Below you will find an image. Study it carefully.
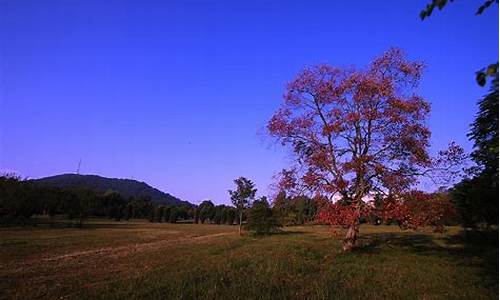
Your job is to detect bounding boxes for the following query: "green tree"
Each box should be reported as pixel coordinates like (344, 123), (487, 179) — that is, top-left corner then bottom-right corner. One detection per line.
(453, 75), (499, 227)
(163, 206), (172, 222)
(220, 206), (228, 224)
(193, 207), (200, 223)
(148, 206), (155, 222)
(272, 192), (318, 226)
(156, 206), (165, 223)
(64, 188), (98, 228)
(469, 76), (499, 174)
(199, 200), (215, 224)
(452, 175), (497, 227)
(229, 177), (257, 235)
(176, 205), (188, 220)
(0, 174), (41, 225)
(213, 205), (229, 225)
(226, 208), (236, 225)
(169, 206), (179, 223)
(419, 0), (499, 229)
(100, 190), (125, 219)
(246, 197), (281, 235)
(123, 204), (132, 221)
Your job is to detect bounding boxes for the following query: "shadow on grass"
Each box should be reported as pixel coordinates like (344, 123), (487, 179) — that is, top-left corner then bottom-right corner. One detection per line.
(73, 222), (144, 229)
(246, 229), (311, 238)
(274, 230), (312, 236)
(356, 229), (498, 290)
(5, 220), (146, 230)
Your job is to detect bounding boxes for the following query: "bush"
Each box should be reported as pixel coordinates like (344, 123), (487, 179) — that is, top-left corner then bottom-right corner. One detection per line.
(246, 198), (281, 235)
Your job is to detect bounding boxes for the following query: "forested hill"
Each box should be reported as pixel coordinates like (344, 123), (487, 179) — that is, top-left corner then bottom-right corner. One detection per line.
(32, 174), (191, 206)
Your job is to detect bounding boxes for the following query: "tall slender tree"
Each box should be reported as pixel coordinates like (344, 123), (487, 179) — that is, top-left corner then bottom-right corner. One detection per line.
(229, 177), (257, 235)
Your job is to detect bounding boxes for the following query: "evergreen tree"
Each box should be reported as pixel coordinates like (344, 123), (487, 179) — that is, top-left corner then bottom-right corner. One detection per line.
(454, 74), (499, 227)
(246, 197), (281, 235)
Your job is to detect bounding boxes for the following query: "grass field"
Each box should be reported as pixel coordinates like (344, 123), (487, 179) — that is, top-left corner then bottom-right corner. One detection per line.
(0, 220), (497, 300)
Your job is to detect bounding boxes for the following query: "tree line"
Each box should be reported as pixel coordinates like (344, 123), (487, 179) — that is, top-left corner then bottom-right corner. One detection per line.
(0, 174), (183, 227)
(0, 170), (491, 234)
(0, 173), (314, 233)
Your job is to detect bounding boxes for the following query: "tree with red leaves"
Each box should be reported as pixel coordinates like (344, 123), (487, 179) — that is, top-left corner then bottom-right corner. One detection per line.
(267, 48), (464, 251)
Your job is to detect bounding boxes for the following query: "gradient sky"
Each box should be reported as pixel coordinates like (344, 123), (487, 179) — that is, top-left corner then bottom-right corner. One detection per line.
(1, 0), (498, 204)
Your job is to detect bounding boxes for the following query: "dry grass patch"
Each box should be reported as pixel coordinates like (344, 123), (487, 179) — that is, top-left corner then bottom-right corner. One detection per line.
(0, 221), (497, 300)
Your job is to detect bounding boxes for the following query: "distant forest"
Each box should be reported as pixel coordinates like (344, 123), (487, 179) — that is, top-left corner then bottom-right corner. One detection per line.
(0, 173), (460, 230)
(0, 173), (321, 228)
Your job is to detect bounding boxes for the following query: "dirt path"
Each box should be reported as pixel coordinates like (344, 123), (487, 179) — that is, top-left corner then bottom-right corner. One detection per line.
(0, 231), (235, 299)
(44, 232), (231, 262)
(5, 231), (233, 274)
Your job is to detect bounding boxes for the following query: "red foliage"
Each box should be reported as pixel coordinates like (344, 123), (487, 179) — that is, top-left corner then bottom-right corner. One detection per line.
(316, 191), (456, 233)
(317, 200), (368, 227)
(382, 191), (456, 233)
(268, 48), (464, 245)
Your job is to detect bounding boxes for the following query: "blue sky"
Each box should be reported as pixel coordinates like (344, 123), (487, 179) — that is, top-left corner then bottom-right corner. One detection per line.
(1, 0), (498, 204)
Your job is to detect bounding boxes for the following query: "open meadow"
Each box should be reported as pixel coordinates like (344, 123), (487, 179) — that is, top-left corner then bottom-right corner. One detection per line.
(0, 221), (497, 300)
(2, 1), (498, 299)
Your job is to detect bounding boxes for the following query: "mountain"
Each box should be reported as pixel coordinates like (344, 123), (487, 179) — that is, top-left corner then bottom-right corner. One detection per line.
(32, 174), (191, 206)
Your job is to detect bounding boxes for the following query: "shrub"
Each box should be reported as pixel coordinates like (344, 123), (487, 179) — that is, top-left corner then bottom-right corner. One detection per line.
(246, 198), (281, 235)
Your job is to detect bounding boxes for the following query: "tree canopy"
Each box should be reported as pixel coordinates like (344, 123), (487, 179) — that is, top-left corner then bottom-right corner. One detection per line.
(268, 48), (464, 251)
(229, 177), (257, 235)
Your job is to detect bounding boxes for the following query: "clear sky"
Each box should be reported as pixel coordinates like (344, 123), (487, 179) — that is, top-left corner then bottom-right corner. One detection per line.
(1, 0), (498, 204)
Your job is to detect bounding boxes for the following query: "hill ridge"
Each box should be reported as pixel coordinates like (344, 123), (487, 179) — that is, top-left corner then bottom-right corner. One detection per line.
(32, 173), (191, 206)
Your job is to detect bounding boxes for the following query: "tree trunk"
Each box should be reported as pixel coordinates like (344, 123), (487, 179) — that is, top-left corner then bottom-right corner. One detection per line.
(78, 214), (84, 228)
(238, 211), (243, 235)
(342, 223), (359, 252)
